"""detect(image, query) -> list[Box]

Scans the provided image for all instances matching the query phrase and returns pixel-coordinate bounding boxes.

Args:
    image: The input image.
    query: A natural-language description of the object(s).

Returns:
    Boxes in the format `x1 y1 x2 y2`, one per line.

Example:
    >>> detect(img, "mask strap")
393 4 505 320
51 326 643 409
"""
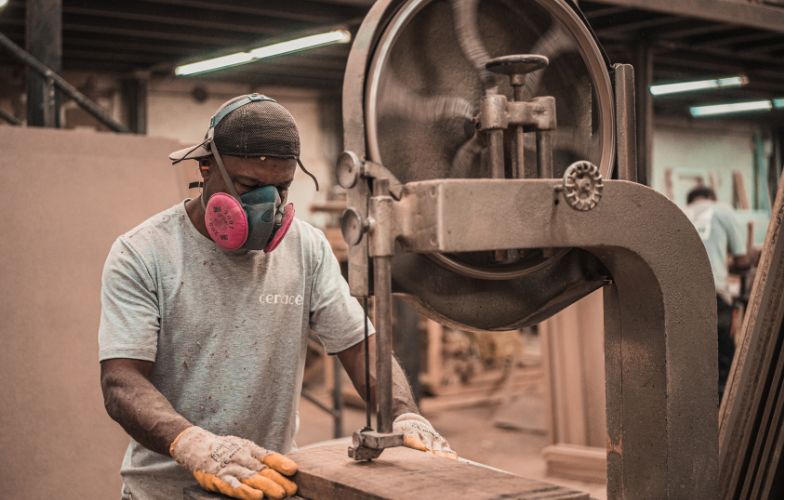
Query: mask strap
208 135 242 204
298 158 319 191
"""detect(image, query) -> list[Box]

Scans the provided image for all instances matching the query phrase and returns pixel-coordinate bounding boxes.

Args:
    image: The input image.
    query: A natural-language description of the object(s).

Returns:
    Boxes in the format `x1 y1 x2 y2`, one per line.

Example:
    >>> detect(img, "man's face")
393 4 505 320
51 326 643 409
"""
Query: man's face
201 155 296 206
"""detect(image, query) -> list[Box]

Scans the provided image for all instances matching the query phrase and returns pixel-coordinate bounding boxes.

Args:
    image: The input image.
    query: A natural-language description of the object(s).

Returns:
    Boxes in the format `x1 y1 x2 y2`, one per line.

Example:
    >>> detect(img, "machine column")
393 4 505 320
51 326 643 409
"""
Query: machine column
370 178 395 433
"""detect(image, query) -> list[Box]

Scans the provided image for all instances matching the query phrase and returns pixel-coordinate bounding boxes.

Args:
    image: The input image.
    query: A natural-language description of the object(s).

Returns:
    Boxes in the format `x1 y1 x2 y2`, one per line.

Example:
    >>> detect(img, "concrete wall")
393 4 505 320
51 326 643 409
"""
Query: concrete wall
651 118 773 244
0 126 186 499
652 118 756 208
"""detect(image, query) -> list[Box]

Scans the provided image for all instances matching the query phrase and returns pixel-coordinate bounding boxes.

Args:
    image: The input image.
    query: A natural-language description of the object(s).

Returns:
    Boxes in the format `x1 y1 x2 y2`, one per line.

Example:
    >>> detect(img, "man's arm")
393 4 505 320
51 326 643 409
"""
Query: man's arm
101 358 300 499
336 334 419 418
100 358 192 456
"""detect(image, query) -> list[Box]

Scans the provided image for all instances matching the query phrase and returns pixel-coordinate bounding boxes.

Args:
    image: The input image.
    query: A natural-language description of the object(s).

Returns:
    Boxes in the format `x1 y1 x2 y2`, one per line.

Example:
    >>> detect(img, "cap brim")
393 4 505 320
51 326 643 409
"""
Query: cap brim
169 142 211 163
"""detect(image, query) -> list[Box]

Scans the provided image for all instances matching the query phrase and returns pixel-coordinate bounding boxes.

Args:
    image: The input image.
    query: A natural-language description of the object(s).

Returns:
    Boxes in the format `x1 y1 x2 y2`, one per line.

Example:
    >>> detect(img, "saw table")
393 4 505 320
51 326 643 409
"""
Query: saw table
184 442 589 499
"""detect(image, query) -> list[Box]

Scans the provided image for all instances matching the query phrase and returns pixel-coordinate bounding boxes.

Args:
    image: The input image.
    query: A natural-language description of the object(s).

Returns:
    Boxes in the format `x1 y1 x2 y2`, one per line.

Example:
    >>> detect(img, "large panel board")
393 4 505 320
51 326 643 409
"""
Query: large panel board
0 126 185 499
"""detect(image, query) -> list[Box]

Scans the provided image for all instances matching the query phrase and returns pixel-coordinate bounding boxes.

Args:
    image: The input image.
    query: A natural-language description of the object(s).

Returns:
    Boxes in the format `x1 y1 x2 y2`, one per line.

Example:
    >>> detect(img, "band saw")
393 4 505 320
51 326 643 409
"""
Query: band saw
336 0 720 498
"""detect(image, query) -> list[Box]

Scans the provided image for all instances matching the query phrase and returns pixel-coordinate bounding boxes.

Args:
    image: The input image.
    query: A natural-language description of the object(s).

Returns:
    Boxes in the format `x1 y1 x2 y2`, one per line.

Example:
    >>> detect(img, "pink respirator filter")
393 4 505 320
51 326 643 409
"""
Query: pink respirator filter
265 203 295 253
204 192 249 250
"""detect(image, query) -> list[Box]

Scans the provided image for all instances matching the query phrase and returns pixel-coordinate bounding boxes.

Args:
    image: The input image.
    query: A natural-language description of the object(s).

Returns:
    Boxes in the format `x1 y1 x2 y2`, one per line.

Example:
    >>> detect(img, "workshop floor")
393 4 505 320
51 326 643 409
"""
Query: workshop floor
296 392 607 499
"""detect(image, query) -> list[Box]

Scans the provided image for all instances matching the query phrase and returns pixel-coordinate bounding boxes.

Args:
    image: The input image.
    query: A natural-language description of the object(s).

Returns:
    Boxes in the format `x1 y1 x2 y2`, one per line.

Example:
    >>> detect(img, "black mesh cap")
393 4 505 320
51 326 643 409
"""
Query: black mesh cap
169 94 300 163
215 97 300 159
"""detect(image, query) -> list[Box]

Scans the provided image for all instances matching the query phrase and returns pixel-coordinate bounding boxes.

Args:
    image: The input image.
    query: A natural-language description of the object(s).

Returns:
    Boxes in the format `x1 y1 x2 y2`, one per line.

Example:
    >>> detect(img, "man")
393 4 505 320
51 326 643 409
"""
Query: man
99 94 454 500
683 185 749 401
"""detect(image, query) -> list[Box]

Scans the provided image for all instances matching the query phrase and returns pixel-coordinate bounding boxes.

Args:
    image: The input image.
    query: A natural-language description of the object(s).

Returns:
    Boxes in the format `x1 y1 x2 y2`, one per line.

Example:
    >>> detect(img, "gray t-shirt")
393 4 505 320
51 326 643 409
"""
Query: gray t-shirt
683 199 747 303
98 201 372 499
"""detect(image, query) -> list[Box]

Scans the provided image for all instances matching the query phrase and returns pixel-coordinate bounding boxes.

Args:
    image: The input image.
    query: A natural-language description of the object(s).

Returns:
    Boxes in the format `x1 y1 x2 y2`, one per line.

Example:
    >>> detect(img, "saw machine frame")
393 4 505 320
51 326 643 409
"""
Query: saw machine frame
338 1 718 498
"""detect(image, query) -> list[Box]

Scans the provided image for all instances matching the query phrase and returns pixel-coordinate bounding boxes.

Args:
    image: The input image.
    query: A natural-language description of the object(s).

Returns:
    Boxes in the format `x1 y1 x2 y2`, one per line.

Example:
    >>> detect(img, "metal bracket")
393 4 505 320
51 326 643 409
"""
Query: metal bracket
336 150 403 199
347 428 405 461
477 96 556 132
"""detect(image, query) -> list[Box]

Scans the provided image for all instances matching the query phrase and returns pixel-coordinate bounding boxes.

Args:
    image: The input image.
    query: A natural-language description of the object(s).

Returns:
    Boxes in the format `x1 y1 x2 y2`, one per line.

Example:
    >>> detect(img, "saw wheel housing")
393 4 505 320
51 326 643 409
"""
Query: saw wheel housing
347 0 615 330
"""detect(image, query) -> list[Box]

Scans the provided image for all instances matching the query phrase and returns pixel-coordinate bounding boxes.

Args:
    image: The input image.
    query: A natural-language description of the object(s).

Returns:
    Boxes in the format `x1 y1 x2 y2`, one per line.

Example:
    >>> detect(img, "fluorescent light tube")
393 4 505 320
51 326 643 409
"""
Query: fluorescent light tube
250 30 351 58
650 75 747 96
175 52 253 76
0 0 8 9
773 98 784 109
176 29 352 76
689 100 775 117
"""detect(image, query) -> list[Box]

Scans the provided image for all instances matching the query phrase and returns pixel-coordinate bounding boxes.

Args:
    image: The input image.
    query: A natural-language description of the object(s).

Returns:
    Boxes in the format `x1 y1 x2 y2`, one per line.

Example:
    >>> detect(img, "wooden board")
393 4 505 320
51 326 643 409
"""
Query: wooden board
718 175 783 500
732 170 750 210
0 126 186 500
286 442 588 499
541 444 606 483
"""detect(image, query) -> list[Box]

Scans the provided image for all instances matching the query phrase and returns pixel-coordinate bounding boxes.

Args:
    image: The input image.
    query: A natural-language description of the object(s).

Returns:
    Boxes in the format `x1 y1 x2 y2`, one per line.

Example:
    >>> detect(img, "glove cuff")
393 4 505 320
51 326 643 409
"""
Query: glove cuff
169 425 200 459
393 412 433 427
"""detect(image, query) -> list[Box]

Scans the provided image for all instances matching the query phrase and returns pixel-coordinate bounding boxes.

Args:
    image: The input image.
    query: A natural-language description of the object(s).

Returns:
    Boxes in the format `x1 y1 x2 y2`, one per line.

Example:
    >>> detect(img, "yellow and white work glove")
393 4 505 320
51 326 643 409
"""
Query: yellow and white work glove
170 426 298 500
393 412 457 460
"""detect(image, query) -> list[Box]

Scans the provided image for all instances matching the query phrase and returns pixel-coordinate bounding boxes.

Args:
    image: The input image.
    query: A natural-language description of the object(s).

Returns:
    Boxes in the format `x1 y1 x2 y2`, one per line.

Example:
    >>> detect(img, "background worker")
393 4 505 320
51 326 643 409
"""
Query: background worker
684 185 750 401
99 94 454 500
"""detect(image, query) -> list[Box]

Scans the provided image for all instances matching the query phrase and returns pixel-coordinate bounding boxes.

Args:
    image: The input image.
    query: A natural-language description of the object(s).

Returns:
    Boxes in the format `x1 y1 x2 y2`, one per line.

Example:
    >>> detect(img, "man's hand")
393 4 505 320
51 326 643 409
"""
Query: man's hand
170 426 298 500
393 413 457 460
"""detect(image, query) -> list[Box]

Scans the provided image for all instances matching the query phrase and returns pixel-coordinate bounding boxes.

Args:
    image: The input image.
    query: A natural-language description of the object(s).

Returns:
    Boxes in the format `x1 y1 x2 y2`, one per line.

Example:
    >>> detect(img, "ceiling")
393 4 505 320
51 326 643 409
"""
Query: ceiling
0 0 784 117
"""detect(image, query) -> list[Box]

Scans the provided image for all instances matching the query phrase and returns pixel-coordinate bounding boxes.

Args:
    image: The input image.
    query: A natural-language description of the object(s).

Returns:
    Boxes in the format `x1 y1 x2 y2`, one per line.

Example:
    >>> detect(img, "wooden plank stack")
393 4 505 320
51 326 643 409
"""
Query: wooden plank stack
718 176 783 500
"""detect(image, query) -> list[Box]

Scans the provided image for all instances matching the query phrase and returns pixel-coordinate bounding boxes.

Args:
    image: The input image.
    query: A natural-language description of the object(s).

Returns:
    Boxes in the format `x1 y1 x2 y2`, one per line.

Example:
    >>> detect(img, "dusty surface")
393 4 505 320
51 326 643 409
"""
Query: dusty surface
295 390 607 499
287 441 588 499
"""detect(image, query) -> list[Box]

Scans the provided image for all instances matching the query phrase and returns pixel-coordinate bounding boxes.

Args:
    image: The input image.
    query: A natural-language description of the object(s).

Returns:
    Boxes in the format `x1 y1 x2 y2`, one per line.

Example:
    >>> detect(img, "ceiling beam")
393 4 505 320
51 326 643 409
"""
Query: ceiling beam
739 41 783 55
312 0 374 6
582 5 628 19
135 0 365 24
698 30 776 48
655 39 783 66
61 22 245 45
62 37 218 56
587 0 783 32
63 4 311 36
654 21 736 40
194 70 343 90
595 15 682 35
599 29 783 66
62 49 164 65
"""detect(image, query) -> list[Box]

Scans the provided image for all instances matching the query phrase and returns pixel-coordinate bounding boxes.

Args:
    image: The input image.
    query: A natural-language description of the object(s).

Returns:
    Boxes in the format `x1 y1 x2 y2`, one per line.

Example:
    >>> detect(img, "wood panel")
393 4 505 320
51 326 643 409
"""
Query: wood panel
719 175 783 500
539 291 606 483
0 126 186 499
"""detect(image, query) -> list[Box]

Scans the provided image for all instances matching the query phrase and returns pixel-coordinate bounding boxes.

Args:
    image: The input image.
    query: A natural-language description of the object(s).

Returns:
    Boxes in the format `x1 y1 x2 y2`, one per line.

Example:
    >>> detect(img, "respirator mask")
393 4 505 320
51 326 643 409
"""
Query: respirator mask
201 168 294 253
